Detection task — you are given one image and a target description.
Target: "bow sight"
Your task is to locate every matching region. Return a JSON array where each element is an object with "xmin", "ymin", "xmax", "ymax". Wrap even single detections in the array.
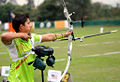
[
  {"xmin": 28, "ymin": 45, "xmax": 55, "ymax": 82},
  {"xmin": 32, "ymin": 46, "xmax": 54, "ymax": 57},
  {"xmin": 28, "ymin": 45, "xmax": 55, "ymax": 70}
]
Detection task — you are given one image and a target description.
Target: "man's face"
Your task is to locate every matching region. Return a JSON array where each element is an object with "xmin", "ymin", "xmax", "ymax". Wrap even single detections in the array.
[{"xmin": 20, "ymin": 18, "xmax": 31, "ymax": 33}]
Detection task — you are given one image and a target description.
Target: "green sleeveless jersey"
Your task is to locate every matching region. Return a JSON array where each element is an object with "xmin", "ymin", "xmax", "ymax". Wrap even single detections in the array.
[{"xmin": 6, "ymin": 33, "xmax": 42, "ymax": 82}]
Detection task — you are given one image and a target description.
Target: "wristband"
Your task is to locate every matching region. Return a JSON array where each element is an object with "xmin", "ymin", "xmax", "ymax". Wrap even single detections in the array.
[{"xmin": 55, "ymin": 34, "xmax": 64, "ymax": 40}]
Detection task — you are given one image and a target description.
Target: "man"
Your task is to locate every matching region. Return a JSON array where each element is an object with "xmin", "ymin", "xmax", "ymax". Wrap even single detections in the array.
[
  {"xmin": 81, "ymin": 16, "xmax": 85, "ymax": 28},
  {"xmin": 1, "ymin": 14, "xmax": 72, "ymax": 82}
]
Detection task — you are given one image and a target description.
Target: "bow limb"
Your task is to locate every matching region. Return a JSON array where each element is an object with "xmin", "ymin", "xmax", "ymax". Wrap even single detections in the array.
[
  {"xmin": 57, "ymin": 56, "xmax": 71, "ymax": 82},
  {"xmin": 57, "ymin": 0, "xmax": 73, "ymax": 81}
]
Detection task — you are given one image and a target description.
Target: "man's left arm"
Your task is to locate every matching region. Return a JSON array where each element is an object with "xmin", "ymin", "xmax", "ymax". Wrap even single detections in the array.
[{"xmin": 41, "ymin": 31, "xmax": 72, "ymax": 42}]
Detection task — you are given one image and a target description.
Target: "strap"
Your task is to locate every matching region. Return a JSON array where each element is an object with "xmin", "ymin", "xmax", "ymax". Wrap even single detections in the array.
[
  {"xmin": 15, "ymin": 56, "xmax": 29, "ymax": 69},
  {"xmin": 13, "ymin": 50, "xmax": 34, "ymax": 61}
]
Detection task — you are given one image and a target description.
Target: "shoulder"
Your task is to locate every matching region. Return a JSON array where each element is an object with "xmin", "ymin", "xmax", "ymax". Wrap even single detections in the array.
[
  {"xmin": 31, "ymin": 33, "xmax": 42, "ymax": 38},
  {"xmin": 1, "ymin": 32, "xmax": 14, "ymax": 45},
  {"xmin": 31, "ymin": 33, "xmax": 42, "ymax": 43}
]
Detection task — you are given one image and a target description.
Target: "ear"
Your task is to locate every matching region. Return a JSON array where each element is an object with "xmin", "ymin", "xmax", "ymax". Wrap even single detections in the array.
[{"xmin": 19, "ymin": 24, "xmax": 24, "ymax": 31}]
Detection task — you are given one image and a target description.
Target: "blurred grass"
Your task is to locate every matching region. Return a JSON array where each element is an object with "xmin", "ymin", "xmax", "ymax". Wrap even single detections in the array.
[{"xmin": 0, "ymin": 26, "xmax": 120, "ymax": 82}]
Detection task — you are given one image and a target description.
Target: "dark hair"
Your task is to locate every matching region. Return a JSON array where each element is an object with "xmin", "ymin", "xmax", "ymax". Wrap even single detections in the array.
[{"xmin": 12, "ymin": 14, "xmax": 29, "ymax": 32}]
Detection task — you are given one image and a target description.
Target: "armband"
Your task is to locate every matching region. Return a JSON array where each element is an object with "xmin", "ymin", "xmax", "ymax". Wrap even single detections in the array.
[{"xmin": 55, "ymin": 34, "xmax": 64, "ymax": 40}]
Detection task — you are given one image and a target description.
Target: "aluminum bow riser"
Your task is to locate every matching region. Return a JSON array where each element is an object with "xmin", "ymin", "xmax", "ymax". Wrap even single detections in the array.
[{"xmin": 57, "ymin": 0, "xmax": 74, "ymax": 82}]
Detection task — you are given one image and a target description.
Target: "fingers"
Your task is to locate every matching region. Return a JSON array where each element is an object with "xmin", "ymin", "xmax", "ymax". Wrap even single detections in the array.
[
  {"xmin": 28, "ymin": 35, "xmax": 32, "ymax": 39},
  {"xmin": 22, "ymin": 33, "xmax": 31, "ymax": 41},
  {"xmin": 66, "ymin": 31, "xmax": 73, "ymax": 35},
  {"xmin": 28, "ymin": 33, "xmax": 32, "ymax": 39},
  {"xmin": 64, "ymin": 31, "xmax": 72, "ymax": 37},
  {"xmin": 69, "ymin": 31, "xmax": 73, "ymax": 34},
  {"xmin": 26, "ymin": 34, "xmax": 31, "ymax": 39}
]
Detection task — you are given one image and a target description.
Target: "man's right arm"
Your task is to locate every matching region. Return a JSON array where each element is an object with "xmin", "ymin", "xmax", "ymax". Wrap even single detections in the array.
[{"xmin": 1, "ymin": 32, "xmax": 31, "ymax": 45}]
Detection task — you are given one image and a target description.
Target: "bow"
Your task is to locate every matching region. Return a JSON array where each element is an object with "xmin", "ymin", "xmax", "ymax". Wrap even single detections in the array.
[
  {"xmin": 56, "ymin": 1, "xmax": 118, "ymax": 81},
  {"xmin": 57, "ymin": 0, "xmax": 74, "ymax": 81}
]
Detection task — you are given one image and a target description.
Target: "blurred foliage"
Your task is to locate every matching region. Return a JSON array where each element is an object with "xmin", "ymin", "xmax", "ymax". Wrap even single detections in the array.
[
  {"xmin": 91, "ymin": 2, "xmax": 120, "ymax": 20},
  {"xmin": 37, "ymin": 0, "xmax": 65, "ymax": 21},
  {"xmin": 0, "ymin": 3, "xmax": 14, "ymax": 22},
  {"xmin": 0, "ymin": 0, "xmax": 120, "ymax": 23}
]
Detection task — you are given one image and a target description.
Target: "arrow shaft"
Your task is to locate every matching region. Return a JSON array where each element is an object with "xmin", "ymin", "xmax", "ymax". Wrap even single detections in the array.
[{"xmin": 55, "ymin": 30, "xmax": 117, "ymax": 41}]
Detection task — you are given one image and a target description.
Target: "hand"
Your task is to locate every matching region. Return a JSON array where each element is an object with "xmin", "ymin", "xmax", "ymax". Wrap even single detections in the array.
[
  {"xmin": 65, "ymin": 31, "xmax": 73, "ymax": 37},
  {"xmin": 21, "ymin": 33, "xmax": 31, "ymax": 41}
]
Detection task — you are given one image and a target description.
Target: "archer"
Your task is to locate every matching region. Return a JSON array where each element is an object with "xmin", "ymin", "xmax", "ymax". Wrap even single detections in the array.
[{"xmin": 1, "ymin": 14, "xmax": 72, "ymax": 82}]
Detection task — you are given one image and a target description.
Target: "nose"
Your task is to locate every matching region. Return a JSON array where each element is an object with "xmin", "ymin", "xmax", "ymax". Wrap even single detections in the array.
[{"xmin": 29, "ymin": 22, "xmax": 32, "ymax": 28}]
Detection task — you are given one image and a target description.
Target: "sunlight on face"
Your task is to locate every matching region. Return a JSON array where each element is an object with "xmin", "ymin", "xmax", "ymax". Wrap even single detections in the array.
[{"xmin": 23, "ymin": 18, "xmax": 31, "ymax": 33}]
